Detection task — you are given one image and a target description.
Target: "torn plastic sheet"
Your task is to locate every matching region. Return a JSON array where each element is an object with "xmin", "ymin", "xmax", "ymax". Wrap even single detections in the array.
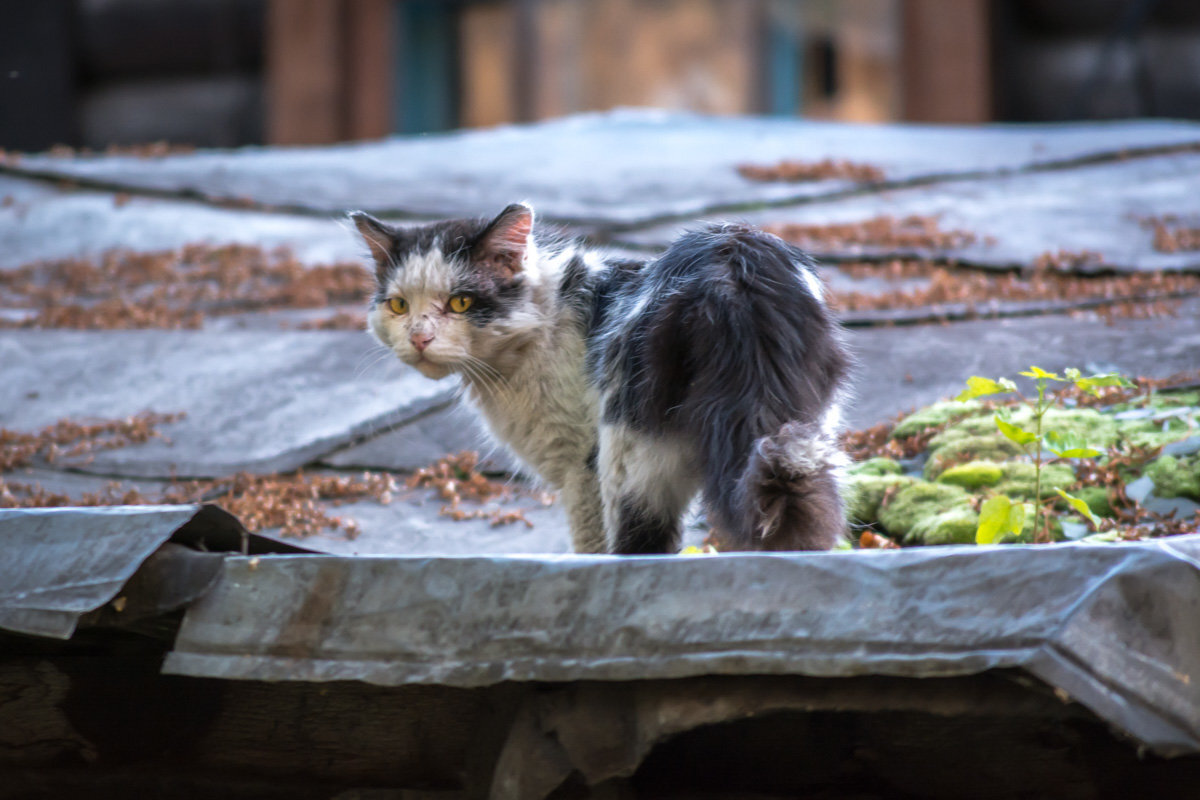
[
  {"xmin": 0, "ymin": 504, "xmax": 310, "ymax": 639},
  {"xmin": 164, "ymin": 535, "xmax": 1200, "ymax": 757}
]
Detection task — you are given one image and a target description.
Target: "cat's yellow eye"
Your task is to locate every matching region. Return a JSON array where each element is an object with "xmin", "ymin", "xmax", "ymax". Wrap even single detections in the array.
[
  {"xmin": 387, "ymin": 296, "xmax": 408, "ymax": 315},
  {"xmin": 448, "ymin": 295, "xmax": 473, "ymax": 313}
]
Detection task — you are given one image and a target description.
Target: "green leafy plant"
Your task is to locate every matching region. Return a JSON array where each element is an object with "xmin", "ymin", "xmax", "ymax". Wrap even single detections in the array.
[{"xmin": 957, "ymin": 367, "xmax": 1133, "ymax": 544}]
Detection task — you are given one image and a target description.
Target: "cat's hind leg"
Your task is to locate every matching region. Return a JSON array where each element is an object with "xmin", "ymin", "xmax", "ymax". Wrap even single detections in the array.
[{"xmin": 598, "ymin": 424, "xmax": 701, "ymax": 554}]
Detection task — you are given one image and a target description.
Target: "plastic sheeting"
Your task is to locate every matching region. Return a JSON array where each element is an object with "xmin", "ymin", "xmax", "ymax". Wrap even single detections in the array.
[
  {"xmin": 11, "ymin": 111, "xmax": 1200, "ymax": 225},
  {"xmin": 164, "ymin": 537, "xmax": 1200, "ymax": 757},
  {"xmin": 0, "ymin": 504, "xmax": 309, "ymax": 638}
]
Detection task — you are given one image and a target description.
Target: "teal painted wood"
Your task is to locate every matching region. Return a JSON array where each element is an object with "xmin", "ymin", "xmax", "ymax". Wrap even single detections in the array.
[
  {"xmin": 766, "ymin": 8, "xmax": 804, "ymax": 116},
  {"xmin": 393, "ymin": 0, "xmax": 459, "ymax": 134}
]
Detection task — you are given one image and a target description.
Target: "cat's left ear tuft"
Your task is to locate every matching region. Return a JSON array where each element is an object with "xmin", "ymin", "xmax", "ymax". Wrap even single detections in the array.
[
  {"xmin": 349, "ymin": 211, "xmax": 397, "ymax": 275},
  {"xmin": 474, "ymin": 203, "xmax": 534, "ymax": 277}
]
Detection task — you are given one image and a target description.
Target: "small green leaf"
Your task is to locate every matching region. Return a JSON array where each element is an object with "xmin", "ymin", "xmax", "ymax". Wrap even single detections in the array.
[
  {"xmin": 994, "ymin": 414, "xmax": 1038, "ymax": 445},
  {"xmin": 1019, "ymin": 366, "xmax": 1065, "ymax": 381},
  {"xmin": 977, "ymin": 495, "xmax": 1026, "ymax": 545},
  {"xmin": 1073, "ymin": 373, "xmax": 1135, "ymax": 397},
  {"xmin": 1009, "ymin": 503, "xmax": 1027, "ymax": 541},
  {"xmin": 1057, "ymin": 489, "xmax": 1101, "ymax": 528},
  {"xmin": 1044, "ymin": 430, "xmax": 1102, "ymax": 459},
  {"xmin": 977, "ymin": 496, "xmax": 1010, "ymax": 544},
  {"xmin": 1052, "ymin": 447, "xmax": 1103, "ymax": 458},
  {"xmin": 957, "ymin": 376, "xmax": 1013, "ymax": 402}
]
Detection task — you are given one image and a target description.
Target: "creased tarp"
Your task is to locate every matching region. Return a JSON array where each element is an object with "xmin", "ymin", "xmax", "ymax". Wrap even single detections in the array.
[
  {"xmin": 0, "ymin": 504, "xmax": 309, "ymax": 639},
  {"xmin": 9, "ymin": 111, "xmax": 1200, "ymax": 225},
  {"xmin": 165, "ymin": 536, "xmax": 1200, "ymax": 756}
]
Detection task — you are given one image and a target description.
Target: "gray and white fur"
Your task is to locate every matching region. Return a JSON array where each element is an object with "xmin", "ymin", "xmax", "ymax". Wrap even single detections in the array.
[{"xmin": 352, "ymin": 203, "xmax": 851, "ymax": 554}]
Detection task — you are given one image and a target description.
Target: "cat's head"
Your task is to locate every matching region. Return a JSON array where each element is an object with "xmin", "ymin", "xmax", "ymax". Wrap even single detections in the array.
[{"xmin": 351, "ymin": 203, "xmax": 541, "ymax": 380}]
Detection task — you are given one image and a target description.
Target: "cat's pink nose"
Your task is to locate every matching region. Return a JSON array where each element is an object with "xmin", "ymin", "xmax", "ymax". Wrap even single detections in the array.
[{"xmin": 410, "ymin": 332, "xmax": 435, "ymax": 352}]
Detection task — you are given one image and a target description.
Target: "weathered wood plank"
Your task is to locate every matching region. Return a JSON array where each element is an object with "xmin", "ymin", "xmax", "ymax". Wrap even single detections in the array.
[
  {"xmin": 266, "ymin": 0, "xmax": 344, "ymax": 145},
  {"xmin": 901, "ymin": 0, "xmax": 993, "ymax": 122},
  {"xmin": 344, "ymin": 0, "xmax": 395, "ymax": 141}
]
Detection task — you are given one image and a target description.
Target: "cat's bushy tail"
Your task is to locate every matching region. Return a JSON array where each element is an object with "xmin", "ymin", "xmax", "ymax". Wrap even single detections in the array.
[
  {"xmin": 732, "ymin": 421, "xmax": 846, "ymax": 550},
  {"xmin": 662, "ymin": 225, "xmax": 851, "ymax": 551}
]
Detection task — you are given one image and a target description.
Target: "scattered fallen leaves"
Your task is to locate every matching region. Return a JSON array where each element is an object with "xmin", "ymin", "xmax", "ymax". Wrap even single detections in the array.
[
  {"xmin": 766, "ymin": 215, "xmax": 979, "ymax": 251},
  {"xmin": 167, "ymin": 471, "xmax": 398, "ymax": 539},
  {"xmin": 0, "ymin": 478, "xmax": 157, "ymax": 509},
  {"xmin": 736, "ymin": 159, "xmax": 885, "ymax": 183},
  {"xmin": 859, "ymin": 530, "xmax": 900, "ymax": 549},
  {"xmin": 1144, "ymin": 215, "xmax": 1200, "ymax": 253},
  {"xmin": 1031, "ymin": 250, "xmax": 1106, "ymax": 272},
  {"xmin": 0, "ymin": 465, "xmax": 398, "ymax": 540},
  {"xmin": 0, "ymin": 411, "xmax": 186, "ymax": 471},
  {"xmin": 296, "ymin": 310, "xmax": 367, "ymax": 331},
  {"xmin": 840, "ymin": 414, "xmax": 956, "ymax": 463},
  {"xmin": 0, "ymin": 245, "xmax": 370, "ymax": 330},
  {"xmin": 0, "ymin": 403, "xmax": 549, "ymax": 539},
  {"xmin": 407, "ymin": 451, "xmax": 550, "ymax": 527},
  {"xmin": 826, "ymin": 258, "xmax": 1200, "ymax": 320},
  {"xmin": 41, "ymin": 141, "xmax": 196, "ymax": 159}
]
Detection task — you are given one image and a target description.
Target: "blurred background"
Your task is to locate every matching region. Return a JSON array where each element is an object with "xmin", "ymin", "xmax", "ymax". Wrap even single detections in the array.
[{"xmin": 3, "ymin": 0, "xmax": 1200, "ymax": 152}]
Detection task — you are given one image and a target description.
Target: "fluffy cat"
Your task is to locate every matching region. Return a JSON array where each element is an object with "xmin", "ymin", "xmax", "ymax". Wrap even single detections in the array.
[{"xmin": 352, "ymin": 203, "xmax": 851, "ymax": 554}]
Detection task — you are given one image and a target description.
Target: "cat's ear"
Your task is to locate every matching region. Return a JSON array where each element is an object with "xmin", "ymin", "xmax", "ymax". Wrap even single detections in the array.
[
  {"xmin": 349, "ymin": 211, "xmax": 398, "ymax": 277},
  {"xmin": 473, "ymin": 203, "xmax": 534, "ymax": 277}
]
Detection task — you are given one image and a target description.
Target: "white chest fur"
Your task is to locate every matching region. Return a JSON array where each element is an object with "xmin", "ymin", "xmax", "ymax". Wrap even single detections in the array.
[{"xmin": 467, "ymin": 321, "xmax": 598, "ymax": 488}]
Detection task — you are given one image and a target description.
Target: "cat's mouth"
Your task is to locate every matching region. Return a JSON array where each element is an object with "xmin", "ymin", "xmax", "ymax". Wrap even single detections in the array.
[{"xmin": 409, "ymin": 353, "xmax": 453, "ymax": 379}]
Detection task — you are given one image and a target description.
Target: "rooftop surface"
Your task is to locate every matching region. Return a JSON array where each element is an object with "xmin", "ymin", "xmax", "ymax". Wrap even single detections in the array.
[{"xmin": 2, "ymin": 112, "xmax": 1199, "ymax": 796}]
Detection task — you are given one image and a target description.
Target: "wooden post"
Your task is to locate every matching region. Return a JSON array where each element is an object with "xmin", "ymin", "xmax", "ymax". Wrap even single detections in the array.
[
  {"xmin": 266, "ymin": 0, "xmax": 343, "ymax": 144},
  {"xmin": 513, "ymin": 0, "xmax": 539, "ymax": 123},
  {"xmin": 344, "ymin": 0, "xmax": 395, "ymax": 140},
  {"xmin": 901, "ymin": 0, "xmax": 992, "ymax": 123},
  {"xmin": 266, "ymin": 0, "xmax": 394, "ymax": 145}
]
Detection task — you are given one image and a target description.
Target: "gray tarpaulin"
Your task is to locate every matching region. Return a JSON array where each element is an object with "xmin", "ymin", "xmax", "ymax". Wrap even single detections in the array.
[
  {"xmin": 0, "ymin": 505, "xmax": 212, "ymax": 638},
  {"xmin": 0, "ymin": 504, "xmax": 309, "ymax": 639},
  {"xmin": 9, "ymin": 111, "xmax": 1200, "ymax": 224},
  {"xmin": 163, "ymin": 536, "xmax": 1200, "ymax": 757}
]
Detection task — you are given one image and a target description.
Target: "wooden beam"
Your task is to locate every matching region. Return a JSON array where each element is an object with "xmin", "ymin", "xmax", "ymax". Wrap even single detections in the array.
[
  {"xmin": 266, "ymin": 0, "xmax": 344, "ymax": 145},
  {"xmin": 343, "ymin": 0, "xmax": 394, "ymax": 140},
  {"xmin": 460, "ymin": 2, "xmax": 518, "ymax": 128},
  {"xmin": 901, "ymin": 0, "xmax": 992, "ymax": 123},
  {"xmin": 512, "ymin": 0, "xmax": 539, "ymax": 123}
]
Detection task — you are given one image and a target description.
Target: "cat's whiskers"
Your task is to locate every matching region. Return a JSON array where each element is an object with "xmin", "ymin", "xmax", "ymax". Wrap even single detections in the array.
[
  {"xmin": 459, "ymin": 354, "xmax": 508, "ymax": 399},
  {"xmin": 353, "ymin": 343, "xmax": 398, "ymax": 379},
  {"xmin": 465, "ymin": 353, "xmax": 506, "ymax": 383},
  {"xmin": 457, "ymin": 361, "xmax": 498, "ymax": 401},
  {"xmin": 462, "ymin": 354, "xmax": 508, "ymax": 399}
]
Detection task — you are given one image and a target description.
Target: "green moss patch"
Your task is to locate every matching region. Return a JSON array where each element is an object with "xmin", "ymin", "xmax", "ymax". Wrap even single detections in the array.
[
  {"xmin": 847, "ymin": 378, "xmax": 1200, "ymax": 549},
  {"xmin": 924, "ymin": 434, "xmax": 1025, "ymax": 480},
  {"xmin": 844, "ymin": 474, "xmax": 915, "ymax": 525},
  {"xmin": 848, "ymin": 457, "xmax": 904, "ymax": 477},
  {"xmin": 940, "ymin": 407, "xmax": 1119, "ymax": 448},
  {"xmin": 878, "ymin": 482, "xmax": 972, "ymax": 544},
  {"xmin": 909, "ymin": 506, "xmax": 980, "ymax": 546},
  {"xmin": 1145, "ymin": 454, "xmax": 1200, "ymax": 501},
  {"xmin": 992, "ymin": 462, "xmax": 1076, "ymax": 502},
  {"xmin": 937, "ymin": 460, "xmax": 1004, "ymax": 489},
  {"xmin": 1117, "ymin": 416, "xmax": 1200, "ymax": 450},
  {"xmin": 891, "ymin": 400, "xmax": 986, "ymax": 440}
]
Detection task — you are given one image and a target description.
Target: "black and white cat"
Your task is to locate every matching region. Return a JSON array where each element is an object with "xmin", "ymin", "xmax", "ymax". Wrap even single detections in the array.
[{"xmin": 352, "ymin": 203, "xmax": 851, "ymax": 554}]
